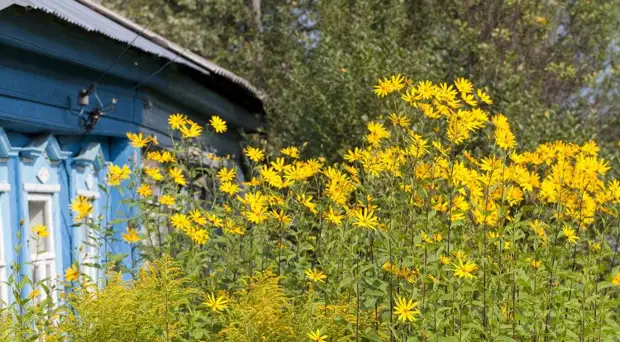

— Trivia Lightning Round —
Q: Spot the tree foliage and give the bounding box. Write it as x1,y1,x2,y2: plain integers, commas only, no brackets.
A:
103,0,619,160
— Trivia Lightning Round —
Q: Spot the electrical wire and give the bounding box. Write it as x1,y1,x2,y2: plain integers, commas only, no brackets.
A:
93,0,170,85
131,30,209,91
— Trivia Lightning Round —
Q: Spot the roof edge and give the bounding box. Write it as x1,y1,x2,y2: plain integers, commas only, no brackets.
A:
74,0,264,102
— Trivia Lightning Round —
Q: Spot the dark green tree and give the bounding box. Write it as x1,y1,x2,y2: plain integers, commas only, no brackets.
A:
104,0,619,160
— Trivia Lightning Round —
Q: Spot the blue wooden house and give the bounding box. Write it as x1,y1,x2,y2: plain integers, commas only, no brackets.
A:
0,0,265,305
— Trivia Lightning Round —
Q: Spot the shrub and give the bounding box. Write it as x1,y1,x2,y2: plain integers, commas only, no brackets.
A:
3,77,619,341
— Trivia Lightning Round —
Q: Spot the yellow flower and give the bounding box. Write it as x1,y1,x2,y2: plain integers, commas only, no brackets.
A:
269,158,287,173
488,231,500,239
440,255,451,265
454,77,473,94
159,151,176,163
453,259,478,279
168,167,186,186
477,89,493,104
421,231,433,244
270,209,293,224
69,195,93,221
219,181,240,195
581,140,599,156
305,268,327,283
65,265,79,282
121,227,140,244
28,289,41,300
389,74,406,91
146,151,162,162
282,163,315,182
32,224,49,238
209,115,227,133
244,146,265,162
436,82,457,101
170,213,191,231
432,140,451,156
351,208,379,230
344,147,363,163
204,213,223,228
535,16,548,25
159,194,175,207
383,261,397,273
281,146,300,159
417,80,435,99
107,164,132,186
180,122,203,138
530,219,548,244
204,292,228,312
401,86,418,104
495,127,516,150
126,132,152,148
217,167,236,182
461,92,478,107
324,207,344,226
243,207,268,223
204,153,221,163
137,184,152,197
297,194,318,215
408,133,429,159
589,241,601,253
506,186,524,206
531,259,541,270
188,228,209,245
188,209,207,226
389,112,411,127
562,225,579,244
447,118,470,145
393,295,420,322
612,273,620,285
168,113,187,129
144,166,163,181
367,121,390,141
223,219,244,235
490,114,517,150
307,329,328,342
373,77,392,97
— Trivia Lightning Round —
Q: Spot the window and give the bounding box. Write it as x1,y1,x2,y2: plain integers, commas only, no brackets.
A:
28,194,56,303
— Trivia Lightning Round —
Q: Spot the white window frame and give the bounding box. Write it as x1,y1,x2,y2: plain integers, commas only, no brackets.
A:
27,193,57,303
83,221,99,283
0,192,8,307
78,192,99,284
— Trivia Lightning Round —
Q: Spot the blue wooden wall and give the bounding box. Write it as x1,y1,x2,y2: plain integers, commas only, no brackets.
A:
0,5,259,304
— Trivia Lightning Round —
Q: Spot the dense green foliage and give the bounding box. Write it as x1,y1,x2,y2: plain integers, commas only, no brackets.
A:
1,79,619,340
103,0,618,160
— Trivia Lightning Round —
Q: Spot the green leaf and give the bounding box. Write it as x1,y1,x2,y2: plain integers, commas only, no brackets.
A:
495,336,519,342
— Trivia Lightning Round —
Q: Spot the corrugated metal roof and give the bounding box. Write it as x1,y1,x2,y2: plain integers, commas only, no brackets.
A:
0,0,263,102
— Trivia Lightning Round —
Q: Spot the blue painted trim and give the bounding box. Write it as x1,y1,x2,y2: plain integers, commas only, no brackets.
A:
73,142,104,170
59,158,74,271
0,127,19,157
20,134,72,161
107,139,138,276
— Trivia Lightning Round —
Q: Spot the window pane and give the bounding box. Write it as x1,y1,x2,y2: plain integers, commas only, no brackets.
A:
33,263,41,283
28,200,49,254
45,263,52,281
